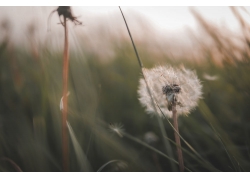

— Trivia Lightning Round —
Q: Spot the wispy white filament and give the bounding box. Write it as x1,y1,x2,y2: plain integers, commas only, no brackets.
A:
203,73,219,81
138,66,202,117
60,91,70,111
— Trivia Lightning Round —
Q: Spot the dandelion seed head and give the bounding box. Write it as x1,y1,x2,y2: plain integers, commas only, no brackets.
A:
138,66,202,117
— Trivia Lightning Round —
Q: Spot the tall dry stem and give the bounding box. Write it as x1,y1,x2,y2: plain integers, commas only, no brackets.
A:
62,16,69,172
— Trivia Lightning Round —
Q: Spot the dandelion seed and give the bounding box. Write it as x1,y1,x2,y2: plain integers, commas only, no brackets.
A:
111,161,128,172
60,91,70,111
144,131,159,145
138,65,202,117
109,123,124,138
203,73,219,81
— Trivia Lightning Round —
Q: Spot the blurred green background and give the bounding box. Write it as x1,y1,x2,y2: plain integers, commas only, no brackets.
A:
0,6,250,172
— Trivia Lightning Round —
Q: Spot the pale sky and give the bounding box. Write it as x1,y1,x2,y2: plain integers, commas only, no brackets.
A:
76,6,250,33
1,6,250,45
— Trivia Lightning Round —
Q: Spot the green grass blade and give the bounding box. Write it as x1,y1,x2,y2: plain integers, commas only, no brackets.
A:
67,121,92,171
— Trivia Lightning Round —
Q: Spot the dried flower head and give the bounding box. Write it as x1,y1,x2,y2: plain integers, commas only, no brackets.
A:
138,66,202,117
56,6,82,26
47,6,82,31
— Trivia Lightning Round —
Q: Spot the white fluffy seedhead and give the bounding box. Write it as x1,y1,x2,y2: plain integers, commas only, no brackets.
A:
138,66,202,118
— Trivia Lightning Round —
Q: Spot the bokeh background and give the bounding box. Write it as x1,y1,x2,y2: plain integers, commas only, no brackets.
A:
0,6,250,172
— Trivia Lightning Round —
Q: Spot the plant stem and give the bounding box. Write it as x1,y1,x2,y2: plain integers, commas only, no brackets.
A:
172,103,184,172
62,16,69,172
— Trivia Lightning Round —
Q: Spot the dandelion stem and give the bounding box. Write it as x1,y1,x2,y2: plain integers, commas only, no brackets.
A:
62,16,69,172
172,103,184,172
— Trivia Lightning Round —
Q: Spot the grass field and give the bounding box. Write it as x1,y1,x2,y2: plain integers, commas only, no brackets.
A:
0,6,250,172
